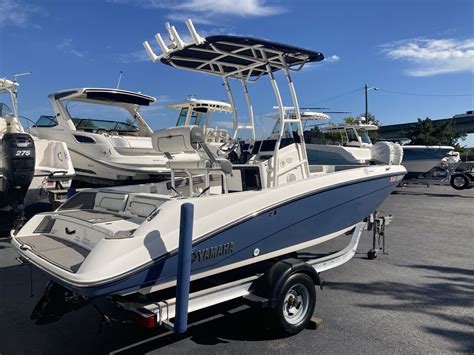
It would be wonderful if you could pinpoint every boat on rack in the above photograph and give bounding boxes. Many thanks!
[11,21,406,321]
[0,77,74,213]
[30,90,240,186]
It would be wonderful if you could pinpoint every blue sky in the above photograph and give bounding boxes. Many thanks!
[1,0,473,145]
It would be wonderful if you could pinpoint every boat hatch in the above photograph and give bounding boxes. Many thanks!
[60,210,126,223]
[17,235,88,273]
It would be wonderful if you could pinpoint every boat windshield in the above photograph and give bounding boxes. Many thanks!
[346,128,359,144]
[175,107,207,128]
[0,103,14,118]
[58,191,98,211]
[64,101,139,133]
[72,118,139,132]
[34,115,58,127]
[270,120,299,139]
[356,129,372,144]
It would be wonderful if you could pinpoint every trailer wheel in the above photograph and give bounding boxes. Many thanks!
[450,173,469,190]
[271,273,315,336]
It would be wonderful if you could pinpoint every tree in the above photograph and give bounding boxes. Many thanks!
[404,118,467,150]
[342,116,357,124]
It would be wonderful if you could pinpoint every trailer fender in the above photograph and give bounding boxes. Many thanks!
[250,258,322,309]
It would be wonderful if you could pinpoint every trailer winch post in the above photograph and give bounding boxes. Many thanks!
[174,202,194,333]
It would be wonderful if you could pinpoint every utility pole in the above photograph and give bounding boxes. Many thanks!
[364,84,378,122]
[365,83,368,122]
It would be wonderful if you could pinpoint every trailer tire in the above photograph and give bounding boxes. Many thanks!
[270,273,315,336]
[450,173,469,190]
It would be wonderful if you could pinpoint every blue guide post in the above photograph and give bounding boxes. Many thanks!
[174,202,194,333]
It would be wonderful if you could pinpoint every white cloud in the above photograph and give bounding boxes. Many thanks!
[326,54,340,62]
[0,0,42,28]
[56,38,87,58]
[108,0,284,18]
[119,49,151,64]
[177,0,283,16]
[381,37,474,77]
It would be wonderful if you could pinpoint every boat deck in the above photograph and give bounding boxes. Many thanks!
[16,235,88,273]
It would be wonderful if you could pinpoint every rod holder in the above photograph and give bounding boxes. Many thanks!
[166,22,185,49]
[185,19,204,45]
[171,25,185,49]
[143,41,159,62]
[155,33,170,55]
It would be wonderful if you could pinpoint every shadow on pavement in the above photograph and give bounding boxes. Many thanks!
[0,260,288,355]
[102,300,285,354]
[324,263,474,352]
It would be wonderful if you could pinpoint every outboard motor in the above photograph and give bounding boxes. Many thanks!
[1,133,35,223]
[370,141,403,165]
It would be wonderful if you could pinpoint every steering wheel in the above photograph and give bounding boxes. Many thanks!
[217,138,240,156]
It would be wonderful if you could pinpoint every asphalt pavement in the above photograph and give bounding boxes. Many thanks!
[0,185,473,354]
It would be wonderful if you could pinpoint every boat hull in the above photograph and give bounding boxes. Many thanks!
[402,146,453,174]
[15,170,405,298]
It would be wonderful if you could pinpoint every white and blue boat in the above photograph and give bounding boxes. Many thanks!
[400,145,454,177]
[11,21,406,315]
[303,118,404,168]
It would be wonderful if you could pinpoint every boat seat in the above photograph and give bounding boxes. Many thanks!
[94,192,128,213]
[152,125,202,153]
[152,125,232,174]
[152,125,231,195]
[126,194,169,218]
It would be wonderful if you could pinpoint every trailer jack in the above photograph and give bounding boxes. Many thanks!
[367,212,393,260]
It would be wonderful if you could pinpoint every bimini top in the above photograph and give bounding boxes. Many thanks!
[270,110,331,121]
[160,36,324,80]
[322,123,379,132]
[49,88,156,107]
[144,21,324,81]
[297,111,331,121]
[167,98,232,113]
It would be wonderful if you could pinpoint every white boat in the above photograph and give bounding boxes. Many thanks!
[400,145,454,177]
[303,117,404,168]
[166,97,235,155]
[29,90,240,186]
[11,21,406,327]
[0,78,74,212]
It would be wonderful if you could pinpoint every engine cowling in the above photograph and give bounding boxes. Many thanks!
[370,141,403,165]
[1,133,35,210]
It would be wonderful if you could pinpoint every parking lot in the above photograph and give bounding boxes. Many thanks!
[1,185,473,354]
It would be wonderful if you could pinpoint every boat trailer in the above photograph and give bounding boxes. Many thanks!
[401,161,474,190]
[112,205,393,335]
